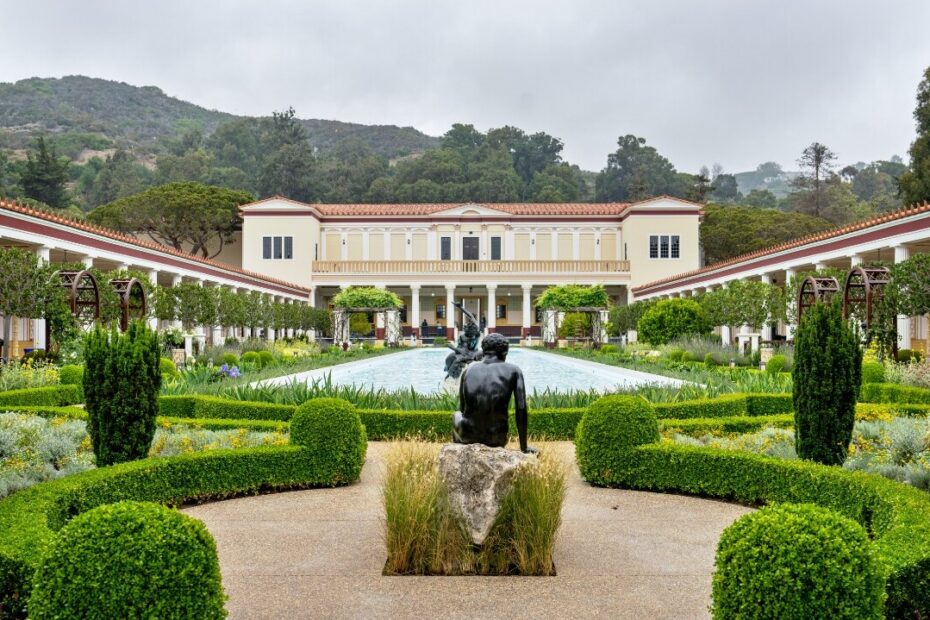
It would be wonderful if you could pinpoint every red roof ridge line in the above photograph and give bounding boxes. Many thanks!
[0,199,310,294]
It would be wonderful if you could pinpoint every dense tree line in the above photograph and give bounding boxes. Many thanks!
[2,63,930,270]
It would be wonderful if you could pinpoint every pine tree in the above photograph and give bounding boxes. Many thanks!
[20,136,70,209]
[83,322,161,466]
[900,66,930,206]
[792,300,862,465]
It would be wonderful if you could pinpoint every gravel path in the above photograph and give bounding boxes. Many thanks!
[184,442,749,619]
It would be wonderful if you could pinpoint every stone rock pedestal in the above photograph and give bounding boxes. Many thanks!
[437,443,537,545]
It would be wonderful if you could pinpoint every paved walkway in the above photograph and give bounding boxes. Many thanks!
[184,443,749,619]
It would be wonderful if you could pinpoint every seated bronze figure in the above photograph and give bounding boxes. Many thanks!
[452,333,535,453]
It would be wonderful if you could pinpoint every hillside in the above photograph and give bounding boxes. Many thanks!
[0,76,440,159]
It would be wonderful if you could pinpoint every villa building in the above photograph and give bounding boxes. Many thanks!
[236,196,703,339]
[8,190,930,355]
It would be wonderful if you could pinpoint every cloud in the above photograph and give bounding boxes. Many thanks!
[2,0,929,172]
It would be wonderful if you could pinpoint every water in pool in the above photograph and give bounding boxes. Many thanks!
[261,347,683,394]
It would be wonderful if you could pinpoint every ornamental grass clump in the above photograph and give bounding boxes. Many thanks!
[83,321,161,466]
[382,441,566,576]
[792,300,862,465]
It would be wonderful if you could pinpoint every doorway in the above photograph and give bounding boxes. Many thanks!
[462,237,479,260]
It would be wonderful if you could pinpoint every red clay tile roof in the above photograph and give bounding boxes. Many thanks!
[634,201,930,293]
[0,199,310,294]
[314,203,632,216]
[240,195,703,217]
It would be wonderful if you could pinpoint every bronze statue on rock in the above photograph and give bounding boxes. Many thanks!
[452,333,536,454]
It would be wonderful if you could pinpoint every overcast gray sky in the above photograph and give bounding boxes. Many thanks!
[2,1,929,173]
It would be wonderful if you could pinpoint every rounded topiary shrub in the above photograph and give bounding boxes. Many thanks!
[712,503,884,620]
[219,352,239,367]
[241,351,260,366]
[290,397,366,485]
[29,501,226,619]
[765,354,787,374]
[861,361,886,384]
[58,364,84,385]
[575,395,658,485]
[159,357,179,377]
[258,350,275,368]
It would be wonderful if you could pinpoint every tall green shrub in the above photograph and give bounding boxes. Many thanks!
[636,299,709,346]
[792,301,862,465]
[84,321,161,466]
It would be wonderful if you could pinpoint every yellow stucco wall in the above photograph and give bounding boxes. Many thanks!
[391,233,406,260]
[536,233,551,259]
[514,233,530,259]
[241,215,317,287]
[369,233,384,261]
[602,233,617,260]
[623,213,701,287]
[580,233,595,260]
[557,234,572,260]
[412,233,427,259]
[347,233,363,260]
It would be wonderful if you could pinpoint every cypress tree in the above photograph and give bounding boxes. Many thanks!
[792,300,862,465]
[83,321,161,466]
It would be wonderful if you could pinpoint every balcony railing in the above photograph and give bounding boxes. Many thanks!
[311,259,631,274]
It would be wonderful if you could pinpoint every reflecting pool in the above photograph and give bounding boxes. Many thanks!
[260,347,684,394]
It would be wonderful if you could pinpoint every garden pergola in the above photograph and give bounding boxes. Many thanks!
[797,276,839,324]
[109,278,147,332]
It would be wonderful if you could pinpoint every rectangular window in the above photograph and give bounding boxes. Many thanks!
[440,237,451,260]
[650,234,681,259]
[399,305,407,323]
[264,236,294,260]
[496,304,507,320]
[436,301,446,319]
[490,236,502,260]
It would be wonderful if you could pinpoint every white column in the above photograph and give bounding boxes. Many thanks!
[405,232,413,260]
[594,231,602,260]
[572,230,580,259]
[147,270,159,331]
[487,284,497,331]
[550,232,559,260]
[362,231,370,260]
[410,284,421,340]
[850,254,864,267]
[505,227,515,260]
[453,227,461,260]
[170,274,183,331]
[340,233,348,260]
[529,231,537,260]
[785,268,797,340]
[480,226,489,259]
[33,247,51,350]
[383,231,391,260]
[81,255,95,269]
[521,284,532,337]
[445,284,456,340]
[760,273,773,341]
[814,261,827,271]
[267,295,276,342]
[895,245,912,348]
[375,284,386,337]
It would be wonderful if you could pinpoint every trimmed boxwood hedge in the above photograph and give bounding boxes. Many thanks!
[860,383,930,405]
[158,395,294,421]
[0,432,367,616]
[575,402,930,618]
[162,416,287,432]
[28,501,226,620]
[856,403,930,420]
[0,406,87,420]
[0,385,82,408]
[712,503,885,619]
[652,393,793,420]
[660,414,794,435]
